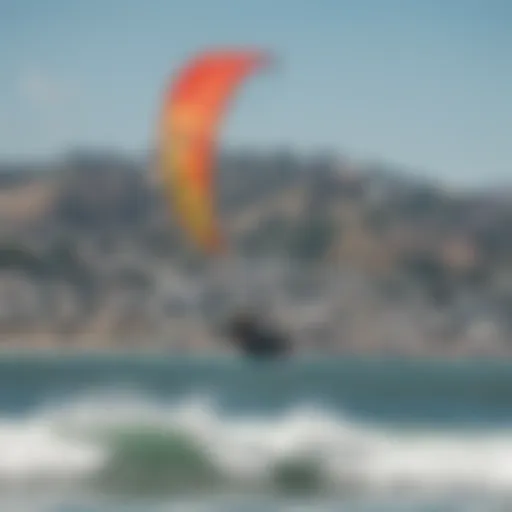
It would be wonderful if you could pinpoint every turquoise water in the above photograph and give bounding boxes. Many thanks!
[1,354,512,511]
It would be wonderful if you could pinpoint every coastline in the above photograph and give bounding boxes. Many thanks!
[0,341,510,363]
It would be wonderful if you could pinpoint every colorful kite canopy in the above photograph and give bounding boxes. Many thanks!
[157,48,271,254]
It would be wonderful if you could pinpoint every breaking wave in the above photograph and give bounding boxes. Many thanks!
[2,390,512,498]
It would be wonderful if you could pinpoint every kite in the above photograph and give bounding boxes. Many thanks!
[157,48,271,254]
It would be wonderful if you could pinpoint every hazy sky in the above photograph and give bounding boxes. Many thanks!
[1,0,510,187]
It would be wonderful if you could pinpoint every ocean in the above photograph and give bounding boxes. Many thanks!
[1,354,512,511]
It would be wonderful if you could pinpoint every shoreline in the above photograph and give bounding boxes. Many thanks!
[0,345,510,364]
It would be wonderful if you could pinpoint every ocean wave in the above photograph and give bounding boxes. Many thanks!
[1,390,512,498]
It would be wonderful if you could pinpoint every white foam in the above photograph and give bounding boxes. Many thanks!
[0,418,105,482]
[1,391,512,495]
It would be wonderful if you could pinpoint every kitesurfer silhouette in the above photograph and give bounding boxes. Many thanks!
[223,308,291,359]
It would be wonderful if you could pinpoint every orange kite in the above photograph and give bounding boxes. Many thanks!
[157,48,271,254]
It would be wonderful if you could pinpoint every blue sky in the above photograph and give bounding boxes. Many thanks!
[1,0,510,187]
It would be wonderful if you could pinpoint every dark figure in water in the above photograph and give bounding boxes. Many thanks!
[224,310,291,359]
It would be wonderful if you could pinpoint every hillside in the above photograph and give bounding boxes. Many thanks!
[0,150,510,355]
